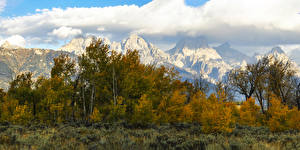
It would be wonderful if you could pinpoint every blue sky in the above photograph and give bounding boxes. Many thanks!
[1,0,208,17]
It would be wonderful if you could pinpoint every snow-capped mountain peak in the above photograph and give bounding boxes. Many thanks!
[58,35,300,84]
[58,36,96,55]
[256,46,288,61]
[122,34,150,51]
[120,34,170,65]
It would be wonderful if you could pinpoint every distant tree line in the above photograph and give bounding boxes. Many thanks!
[0,39,299,132]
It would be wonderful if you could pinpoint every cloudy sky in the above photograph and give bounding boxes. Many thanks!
[1,0,300,55]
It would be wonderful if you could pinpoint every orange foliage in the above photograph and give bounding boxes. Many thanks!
[239,97,261,126]
[201,94,234,133]
[267,95,291,132]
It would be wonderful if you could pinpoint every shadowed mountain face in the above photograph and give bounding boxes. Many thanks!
[213,42,254,64]
[0,43,74,90]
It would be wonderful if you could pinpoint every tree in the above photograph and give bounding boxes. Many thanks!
[51,53,75,82]
[154,90,186,124]
[188,91,206,123]
[201,94,234,133]
[78,38,110,119]
[132,94,153,125]
[193,75,210,95]
[35,77,73,123]
[267,58,296,106]
[8,72,34,105]
[228,68,256,101]
[295,80,300,110]
[267,95,290,132]
[239,97,261,126]
[51,53,77,121]
[166,90,186,123]
[252,57,269,114]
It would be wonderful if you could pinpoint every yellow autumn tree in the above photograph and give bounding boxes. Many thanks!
[154,90,186,124]
[132,94,153,125]
[166,90,186,123]
[11,103,33,125]
[90,107,103,122]
[239,97,261,126]
[0,96,33,124]
[180,104,193,123]
[0,97,18,122]
[187,91,206,123]
[287,108,300,130]
[267,95,290,132]
[154,96,169,124]
[201,94,234,133]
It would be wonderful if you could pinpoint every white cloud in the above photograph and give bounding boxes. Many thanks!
[0,0,6,13]
[49,26,82,39]
[0,35,26,47]
[1,0,300,49]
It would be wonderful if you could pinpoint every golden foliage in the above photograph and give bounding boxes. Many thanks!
[267,95,291,132]
[201,94,234,133]
[132,95,153,125]
[180,105,193,123]
[239,97,261,126]
[188,91,206,123]
[287,108,300,130]
[11,104,33,124]
[90,107,102,122]
[166,90,186,123]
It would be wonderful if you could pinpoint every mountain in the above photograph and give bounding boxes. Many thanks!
[120,34,171,66]
[255,46,288,61]
[167,38,233,83]
[0,42,73,89]
[58,35,251,83]
[57,35,300,84]
[1,41,23,49]
[255,46,300,76]
[58,36,96,55]
[214,42,254,65]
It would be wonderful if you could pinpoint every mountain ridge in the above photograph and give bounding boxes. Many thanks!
[0,35,299,89]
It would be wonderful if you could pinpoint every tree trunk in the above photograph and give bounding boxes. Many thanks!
[113,66,117,106]
[90,85,95,114]
[82,85,86,120]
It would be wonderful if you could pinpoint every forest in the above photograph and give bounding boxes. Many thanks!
[0,39,300,149]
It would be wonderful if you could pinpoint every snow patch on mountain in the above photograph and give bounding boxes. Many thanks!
[255,46,300,77]
[0,41,23,49]
[59,35,300,84]
[58,36,96,55]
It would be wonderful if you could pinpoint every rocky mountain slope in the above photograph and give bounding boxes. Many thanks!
[0,42,73,89]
